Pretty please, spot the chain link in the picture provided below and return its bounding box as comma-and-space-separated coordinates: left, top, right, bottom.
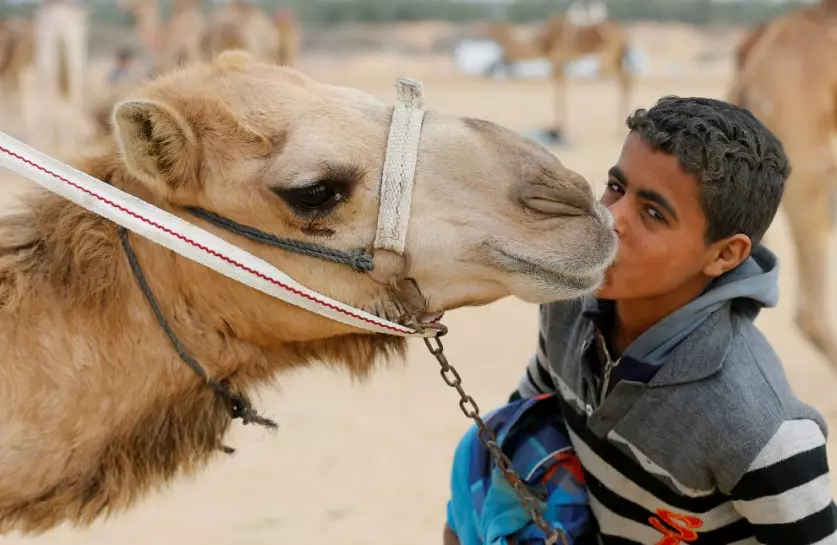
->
423, 334, 569, 545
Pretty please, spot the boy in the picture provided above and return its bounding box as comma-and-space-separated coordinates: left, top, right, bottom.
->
447, 96, 837, 544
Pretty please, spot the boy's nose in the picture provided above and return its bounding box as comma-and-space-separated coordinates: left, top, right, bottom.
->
605, 200, 628, 236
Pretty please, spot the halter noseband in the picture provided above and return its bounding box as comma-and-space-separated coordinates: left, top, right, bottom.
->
375, 78, 426, 256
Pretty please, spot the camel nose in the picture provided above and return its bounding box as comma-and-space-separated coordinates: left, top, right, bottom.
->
518, 171, 596, 217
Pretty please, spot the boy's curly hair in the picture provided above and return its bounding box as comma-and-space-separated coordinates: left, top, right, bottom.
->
626, 96, 790, 247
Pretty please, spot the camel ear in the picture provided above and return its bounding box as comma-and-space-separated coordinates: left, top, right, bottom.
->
112, 99, 200, 197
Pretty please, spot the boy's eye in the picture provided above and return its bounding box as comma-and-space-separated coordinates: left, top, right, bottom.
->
645, 207, 665, 223
605, 181, 622, 193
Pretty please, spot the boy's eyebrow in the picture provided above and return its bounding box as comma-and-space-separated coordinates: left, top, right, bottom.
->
608, 166, 679, 221
638, 189, 679, 222
608, 166, 627, 185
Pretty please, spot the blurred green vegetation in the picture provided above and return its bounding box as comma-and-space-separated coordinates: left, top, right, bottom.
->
0, 0, 808, 27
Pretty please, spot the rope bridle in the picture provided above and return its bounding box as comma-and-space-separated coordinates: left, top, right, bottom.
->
0, 77, 567, 544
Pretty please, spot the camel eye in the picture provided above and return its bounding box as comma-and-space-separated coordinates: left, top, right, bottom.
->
271, 164, 362, 217
273, 181, 345, 215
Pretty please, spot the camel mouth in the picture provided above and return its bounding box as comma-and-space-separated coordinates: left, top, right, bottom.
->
421, 311, 445, 325
366, 304, 444, 331
485, 244, 606, 295
361, 278, 445, 330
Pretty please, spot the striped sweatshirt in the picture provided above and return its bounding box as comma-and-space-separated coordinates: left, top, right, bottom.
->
514, 297, 837, 545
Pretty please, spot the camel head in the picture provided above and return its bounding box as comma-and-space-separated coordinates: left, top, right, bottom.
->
109, 50, 616, 345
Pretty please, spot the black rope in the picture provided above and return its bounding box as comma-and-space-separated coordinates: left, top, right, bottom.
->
185, 207, 375, 273
118, 227, 278, 433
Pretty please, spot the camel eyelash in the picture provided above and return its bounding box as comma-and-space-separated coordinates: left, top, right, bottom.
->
272, 181, 343, 215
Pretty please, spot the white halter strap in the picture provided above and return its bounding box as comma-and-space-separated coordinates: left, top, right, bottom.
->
374, 78, 426, 256
0, 77, 439, 338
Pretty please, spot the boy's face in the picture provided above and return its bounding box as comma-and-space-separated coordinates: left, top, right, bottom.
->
596, 132, 747, 301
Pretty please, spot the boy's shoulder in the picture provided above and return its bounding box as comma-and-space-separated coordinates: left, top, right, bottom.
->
539, 298, 828, 493
679, 309, 825, 435
624, 309, 826, 493
702, 312, 828, 487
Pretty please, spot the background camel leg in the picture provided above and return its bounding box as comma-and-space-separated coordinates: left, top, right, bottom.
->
616, 70, 631, 134
16, 67, 38, 143
600, 48, 633, 137
33, 12, 60, 153
66, 9, 88, 114
550, 68, 569, 144
184, 37, 203, 67
58, 6, 90, 156
0, 79, 22, 135
783, 164, 837, 368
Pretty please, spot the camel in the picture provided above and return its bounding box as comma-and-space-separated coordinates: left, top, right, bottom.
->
273, 7, 301, 67
119, 0, 290, 70
484, 6, 632, 143
118, 0, 206, 74
96, 0, 206, 143
93, 0, 289, 142
0, 1, 88, 149
158, 0, 207, 72
32, 0, 89, 118
27, 0, 90, 154
118, 0, 162, 58
734, 21, 768, 72
0, 16, 33, 133
0, 50, 617, 534
202, 0, 282, 64
728, 0, 837, 368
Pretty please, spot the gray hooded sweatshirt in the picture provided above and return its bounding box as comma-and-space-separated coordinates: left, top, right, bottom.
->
515, 245, 837, 544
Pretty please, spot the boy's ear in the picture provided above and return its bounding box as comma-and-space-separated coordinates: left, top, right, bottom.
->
703, 234, 752, 278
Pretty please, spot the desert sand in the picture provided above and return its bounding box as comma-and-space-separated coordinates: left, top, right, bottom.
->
2, 20, 836, 545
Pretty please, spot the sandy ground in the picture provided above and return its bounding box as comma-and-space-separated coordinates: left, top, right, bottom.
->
3, 22, 837, 545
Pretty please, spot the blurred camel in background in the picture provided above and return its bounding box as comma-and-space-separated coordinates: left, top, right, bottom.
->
729, 0, 837, 368
484, 0, 632, 142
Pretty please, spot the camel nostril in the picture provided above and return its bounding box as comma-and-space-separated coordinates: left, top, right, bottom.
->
515, 164, 598, 217
562, 180, 597, 215
518, 180, 597, 217
524, 199, 589, 217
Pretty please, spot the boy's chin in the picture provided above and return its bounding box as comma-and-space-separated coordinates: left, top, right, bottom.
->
594, 272, 620, 301
594, 284, 616, 301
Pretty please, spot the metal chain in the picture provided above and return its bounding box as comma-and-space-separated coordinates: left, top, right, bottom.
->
422, 332, 569, 545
